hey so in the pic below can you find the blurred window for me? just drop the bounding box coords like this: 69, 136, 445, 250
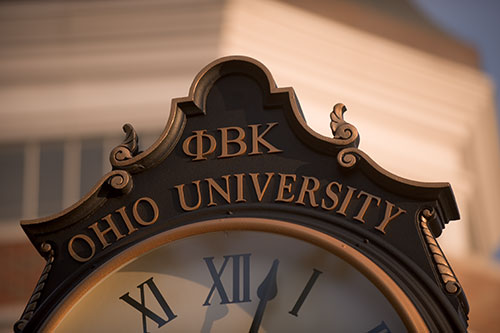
0, 133, 152, 225
38, 142, 64, 217
80, 138, 103, 197
0, 143, 24, 220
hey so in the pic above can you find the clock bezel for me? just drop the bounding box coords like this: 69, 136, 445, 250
41, 217, 429, 332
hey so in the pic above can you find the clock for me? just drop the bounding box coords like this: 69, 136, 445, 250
15, 56, 468, 332
43, 218, 426, 332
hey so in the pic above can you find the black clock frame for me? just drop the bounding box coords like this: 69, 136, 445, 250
16, 56, 468, 332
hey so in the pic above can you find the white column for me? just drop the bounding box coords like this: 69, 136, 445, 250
63, 139, 81, 209
22, 142, 40, 220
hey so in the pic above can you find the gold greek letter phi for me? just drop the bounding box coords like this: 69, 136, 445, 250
182, 130, 217, 161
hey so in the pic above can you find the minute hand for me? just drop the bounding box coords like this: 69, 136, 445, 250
249, 259, 280, 333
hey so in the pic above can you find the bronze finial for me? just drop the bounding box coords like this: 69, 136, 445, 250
110, 123, 140, 166
330, 103, 359, 146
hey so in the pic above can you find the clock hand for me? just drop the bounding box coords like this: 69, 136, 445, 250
249, 259, 280, 333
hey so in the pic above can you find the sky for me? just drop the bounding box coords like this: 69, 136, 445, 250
411, 0, 500, 128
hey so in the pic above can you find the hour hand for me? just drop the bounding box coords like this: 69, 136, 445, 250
249, 259, 279, 333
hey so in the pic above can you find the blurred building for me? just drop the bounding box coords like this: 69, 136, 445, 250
1, 0, 499, 331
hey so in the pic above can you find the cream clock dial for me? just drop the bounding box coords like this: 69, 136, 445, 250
46, 218, 425, 332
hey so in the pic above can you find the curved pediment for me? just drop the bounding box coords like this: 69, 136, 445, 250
22, 56, 456, 239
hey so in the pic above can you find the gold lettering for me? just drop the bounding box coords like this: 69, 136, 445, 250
115, 206, 137, 235
336, 186, 357, 216
182, 130, 217, 161
248, 123, 283, 155
250, 172, 274, 201
234, 173, 246, 203
276, 173, 296, 202
133, 197, 159, 226
175, 181, 202, 211
375, 201, 407, 234
218, 126, 247, 158
89, 214, 126, 249
295, 176, 320, 207
353, 191, 381, 223
68, 234, 96, 262
321, 181, 342, 211
206, 175, 231, 206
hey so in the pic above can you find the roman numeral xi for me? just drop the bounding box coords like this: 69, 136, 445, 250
120, 277, 177, 333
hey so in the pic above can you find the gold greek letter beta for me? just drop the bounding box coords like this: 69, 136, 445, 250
218, 127, 247, 158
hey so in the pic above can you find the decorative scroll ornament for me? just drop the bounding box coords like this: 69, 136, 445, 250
330, 103, 359, 144
107, 170, 133, 194
419, 209, 461, 294
337, 147, 359, 168
14, 243, 54, 333
110, 123, 139, 167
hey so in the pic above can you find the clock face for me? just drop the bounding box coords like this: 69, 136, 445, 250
48, 219, 423, 332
